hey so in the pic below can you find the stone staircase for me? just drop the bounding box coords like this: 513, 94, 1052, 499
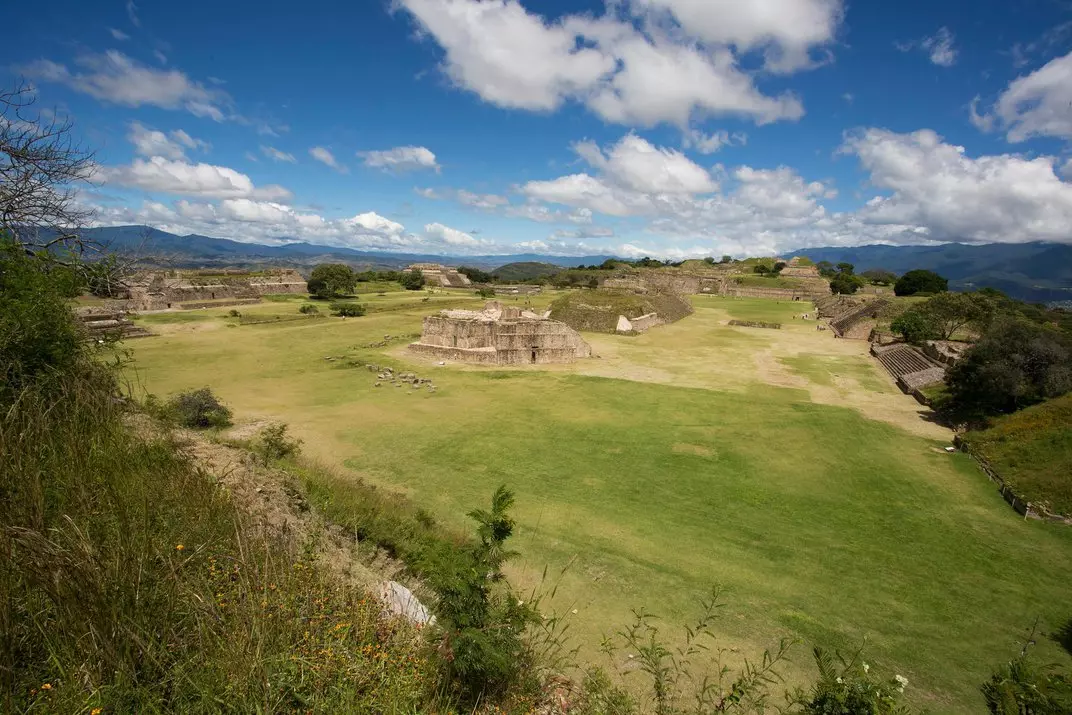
871, 343, 946, 394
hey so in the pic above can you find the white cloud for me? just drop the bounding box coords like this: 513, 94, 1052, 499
99, 156, 292, 201
309, 146, 348, 173
1061, 157, 1072, 179
414, 187, 443, 199
21, 50, 230, 120
109, 28, 130, 41
127, 121, 209, 160
553, 226, 615, 239
261, 145, 297, 163
970, 50, 1072, 142
577, 133, 717, 194
629, 0, 842, 72
397, 0, 824, 127
154, 49, 168, 65
424, 221, 483, 246
456, 189, 508, 209
126, 0, 140, 27
346, 211, 405, 235
360, 145, 440, 172
921, 27, 957, 67
841, 128, 1072, 243
682, 129, 745, 154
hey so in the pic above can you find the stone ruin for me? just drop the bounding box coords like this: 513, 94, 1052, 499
76, 307, 153, 341
403, 263, 472, 288
871, 342, 947, 397
815, 296, 891, 339
408, 301, 591, 365
125, 269, 307, 311
778, 256, 821, 278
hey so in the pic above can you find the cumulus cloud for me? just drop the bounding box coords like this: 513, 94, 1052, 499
260, 145, 297, 163
397, 0, 828, 127
522, 133, 717, 216
841, 128, 1072, 242
682, 129, 745, 154
360, 145, 440, 172
128, 121, 208, 160
970, 50, 1072, 142
424, 222, 483, 246
21, 50, 231, 120
309, 146, 348, 173
99, 156, 292, 201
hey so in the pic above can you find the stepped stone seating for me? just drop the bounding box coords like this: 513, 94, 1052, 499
77, 309, 153, 340
871, 343, 946, 394
829, 298, 890, 339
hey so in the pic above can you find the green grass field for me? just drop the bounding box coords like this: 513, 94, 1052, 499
123, 290, 1072, 712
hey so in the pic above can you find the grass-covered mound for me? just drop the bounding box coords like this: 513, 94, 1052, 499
548, 289, 692, 332
491, 261, 562, 282
960, 393, 1072, 515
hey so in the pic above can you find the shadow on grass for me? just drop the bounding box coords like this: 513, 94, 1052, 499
1052, 618, 1072, 657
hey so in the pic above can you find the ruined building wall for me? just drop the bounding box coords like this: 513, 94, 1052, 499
409, 315, 591, 365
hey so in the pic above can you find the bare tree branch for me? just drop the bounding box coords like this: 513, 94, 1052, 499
0, 80, 96, 254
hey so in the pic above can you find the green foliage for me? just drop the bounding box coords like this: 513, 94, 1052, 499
895, 269, 948, 296
602, 588, 794, 715
816, 260, 837, 278
890, 309, 937, 344
789, 648, 913, 715
253, 422, 303, 464
476, 287, 497, 298
772, 261, 787, 274
400, 269, 425, 290
959, 393, 1072, 514
720, 255, 733, 264
836, 262, 855, 276
330, 301, 366, 317
0, 238, 93, 406
830, 273, 863, 295
166, 387, 233, 429
307, 263, 356, 299
458, 266, 494, 283
942, 317, 1071, 421
703, 257, 716, 265
754, 264, 770, 274
228, 308, 242, 317
982, 640, 1072, 714
298, 303, 320, 314
862, 268, 898, 286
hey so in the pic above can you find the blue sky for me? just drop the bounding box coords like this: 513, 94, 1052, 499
5, 0, 1072, 257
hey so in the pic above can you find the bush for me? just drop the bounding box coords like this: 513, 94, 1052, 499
476, 287, 496, 298
830, 273, 862, 295
982, 642, 1072, 714
890, 309, 937, 344
895, 269, 948, 296
228, 308, 241, 318
298, 303, 320, 315
400, 269, 425, 291
166, 387, 233, 429
307, 263, 356, 299
330, 301, 366, 317
253, 422, 302, 464
942, 317, 1071, 420
789, 647, 913, 715
862, 269, 898, 286
0, 238, 94, 407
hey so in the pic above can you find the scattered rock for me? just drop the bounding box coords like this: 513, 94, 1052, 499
377, 581, 435, 625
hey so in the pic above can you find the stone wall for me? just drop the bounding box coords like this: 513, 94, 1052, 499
409, 306, 591, 365
617, 312, 661, 333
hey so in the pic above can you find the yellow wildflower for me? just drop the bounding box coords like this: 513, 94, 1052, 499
175, 544, 184, 551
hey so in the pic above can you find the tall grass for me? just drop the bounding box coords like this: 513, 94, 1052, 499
0, 374, 430, 712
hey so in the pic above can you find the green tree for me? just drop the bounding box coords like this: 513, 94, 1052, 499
830, 273, 862, 295
458, 266, 493, 283
894, 269, 948, 296
890, 309, 937, 344
703, 256, 716, 265
772, 261, 787, 274
754, 264, 770, 274
400, 269, 425, 290
917, 291, 996, 340
943, 317, 1072, 420
720, 255, 733, 264
861, 268, 898, 286
330, 301, 366, 317
836, 262, 855, 275
307, 263, 356, 299
816, 260, 837, 278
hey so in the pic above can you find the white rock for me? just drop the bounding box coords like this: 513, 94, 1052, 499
377, 581, 435, 625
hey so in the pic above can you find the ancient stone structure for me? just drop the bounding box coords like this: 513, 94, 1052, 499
603, 267, 829, 302
403, 263, 472, 288
494, 284, 542, 296
616, 312, 661, 333
76, 308, 153, 340
827, 298, 891, 339
871, 343, 946, 395
125, 269, 305, 311
778, 257, 820, 278
408, 301, 591, 365
923, 340, 971, 366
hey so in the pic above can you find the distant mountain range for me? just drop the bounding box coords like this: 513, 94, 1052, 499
786, 242, 1072, 303
76, 226, 615, 271
71, 226, 1072, 303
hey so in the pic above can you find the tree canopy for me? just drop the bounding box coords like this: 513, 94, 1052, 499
894, 269, 948, 296
306, 263, 356, 299
400, 269, 425, 290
